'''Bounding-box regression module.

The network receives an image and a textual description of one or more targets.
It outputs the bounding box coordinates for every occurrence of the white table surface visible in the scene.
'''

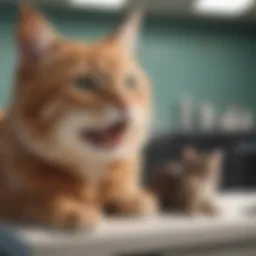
[0,191,255,256]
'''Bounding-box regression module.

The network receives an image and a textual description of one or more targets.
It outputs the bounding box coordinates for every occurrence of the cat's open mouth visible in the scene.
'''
[80,120,128,149]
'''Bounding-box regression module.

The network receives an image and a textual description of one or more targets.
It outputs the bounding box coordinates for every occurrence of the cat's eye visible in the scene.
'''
[75,76,96,91]
[125,74,137,90]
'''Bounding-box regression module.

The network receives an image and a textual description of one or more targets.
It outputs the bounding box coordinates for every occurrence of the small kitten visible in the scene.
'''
[151,147,223,216]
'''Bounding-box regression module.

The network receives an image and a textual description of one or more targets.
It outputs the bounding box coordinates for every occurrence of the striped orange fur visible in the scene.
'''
[0,3,156,229]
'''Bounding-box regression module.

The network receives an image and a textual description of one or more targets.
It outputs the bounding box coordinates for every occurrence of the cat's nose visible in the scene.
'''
[105,106,129,125]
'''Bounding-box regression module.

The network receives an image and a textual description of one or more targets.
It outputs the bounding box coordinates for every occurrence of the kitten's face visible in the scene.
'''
[12,5,150,163]
[181,148,204,176]
[182,148,223,180]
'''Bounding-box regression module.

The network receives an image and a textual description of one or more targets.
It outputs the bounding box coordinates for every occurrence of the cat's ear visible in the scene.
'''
[18,1,59,62]
[109,10,144,54]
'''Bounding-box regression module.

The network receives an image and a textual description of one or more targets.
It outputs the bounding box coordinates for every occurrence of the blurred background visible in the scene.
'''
[0,0,256,189]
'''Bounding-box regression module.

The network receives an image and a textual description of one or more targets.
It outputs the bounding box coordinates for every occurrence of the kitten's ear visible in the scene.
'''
[182,147,199,164]
[109,9,144,54]
[209,150,224,168]
[207,149,224,178]
[18,2,58,61]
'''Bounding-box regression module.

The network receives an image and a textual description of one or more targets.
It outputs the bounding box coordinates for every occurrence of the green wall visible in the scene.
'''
[0,7,255,133]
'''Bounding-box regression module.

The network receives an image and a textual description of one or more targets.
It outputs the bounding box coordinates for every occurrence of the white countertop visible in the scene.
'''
[0,191,255,256]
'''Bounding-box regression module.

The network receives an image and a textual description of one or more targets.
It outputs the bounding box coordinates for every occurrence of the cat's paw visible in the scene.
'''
[51,199,101,230]
[105,190,158,217]
[131,191,158,216]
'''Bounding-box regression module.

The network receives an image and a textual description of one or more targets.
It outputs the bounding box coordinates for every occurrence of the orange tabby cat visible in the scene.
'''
[0,3,156,229]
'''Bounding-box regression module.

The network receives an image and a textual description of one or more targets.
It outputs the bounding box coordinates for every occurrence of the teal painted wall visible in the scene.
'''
[0,7,255,133]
